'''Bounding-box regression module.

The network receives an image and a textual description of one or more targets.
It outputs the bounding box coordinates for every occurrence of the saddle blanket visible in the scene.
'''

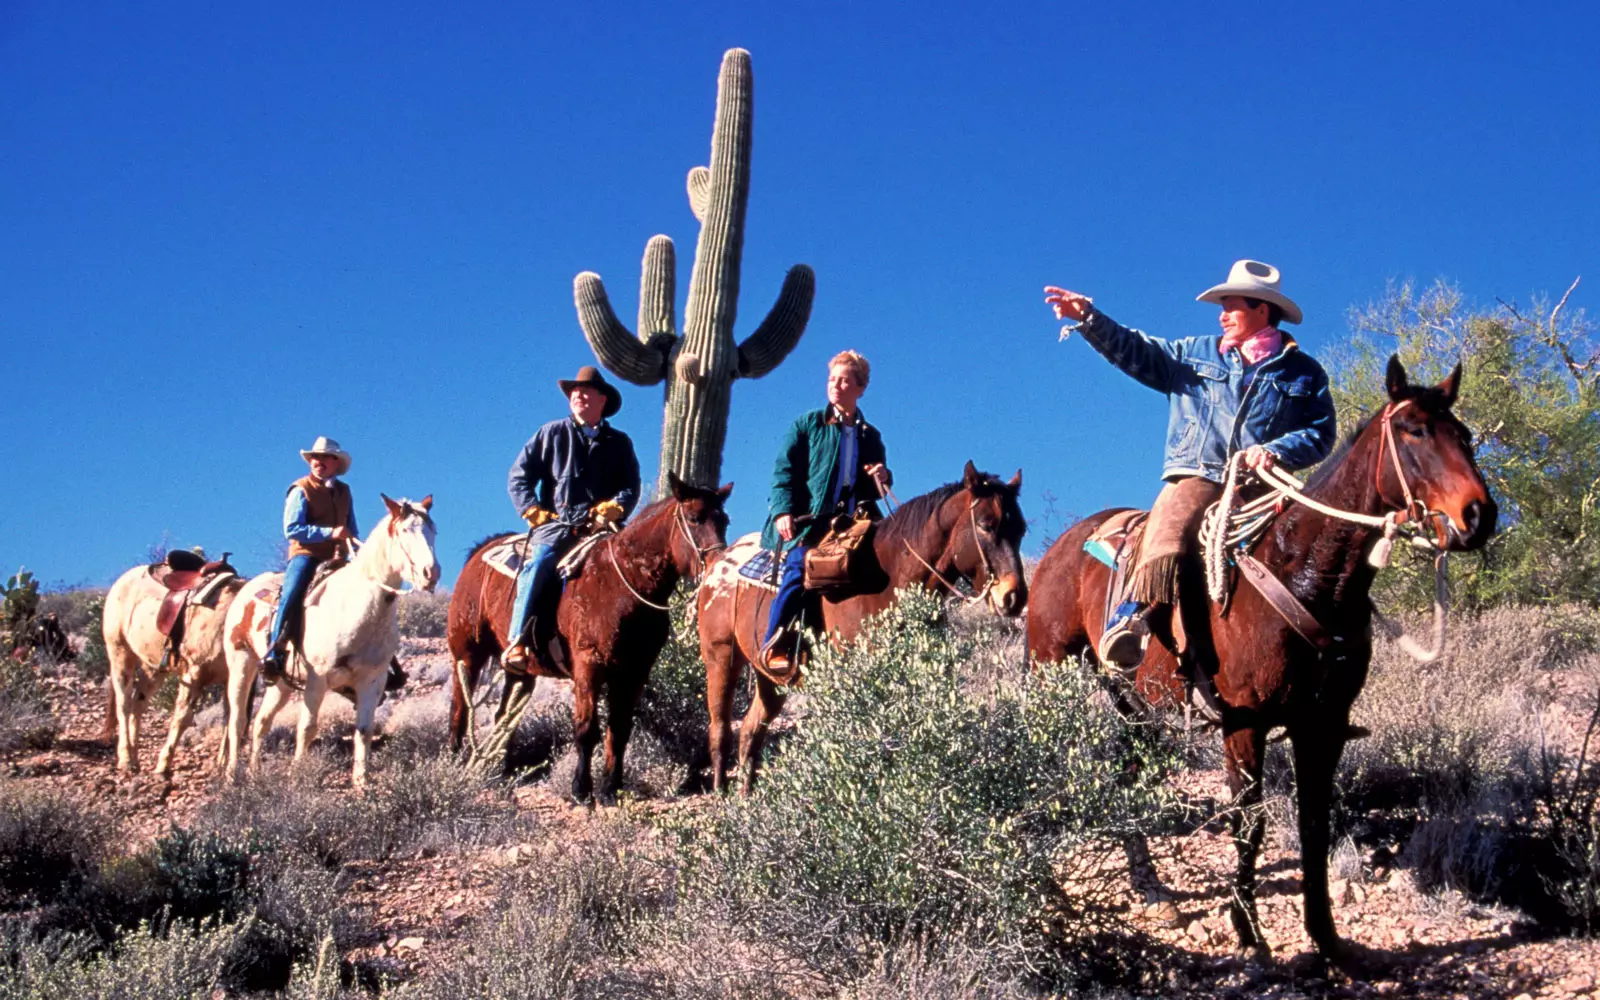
[480,533,601,582]
[707,533,779,592]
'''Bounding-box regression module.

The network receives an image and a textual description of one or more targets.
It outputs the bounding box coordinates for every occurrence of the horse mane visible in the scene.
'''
[872,481,967,548]
[465,532,518,559]
[1303,381,1463,492]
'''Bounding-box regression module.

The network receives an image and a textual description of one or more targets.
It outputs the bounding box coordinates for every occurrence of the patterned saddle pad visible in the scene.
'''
[481,534,530,580]
[701,533,781,593]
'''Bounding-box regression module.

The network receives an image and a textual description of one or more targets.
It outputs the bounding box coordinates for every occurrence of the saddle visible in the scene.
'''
[150,551,238,653]
[802,512,880,597]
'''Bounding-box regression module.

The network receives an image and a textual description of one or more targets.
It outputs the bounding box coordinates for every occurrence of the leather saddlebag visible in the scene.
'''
[804,514,876,596]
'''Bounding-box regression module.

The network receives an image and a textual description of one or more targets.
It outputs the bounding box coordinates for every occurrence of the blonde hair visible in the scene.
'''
[828,350,870,387]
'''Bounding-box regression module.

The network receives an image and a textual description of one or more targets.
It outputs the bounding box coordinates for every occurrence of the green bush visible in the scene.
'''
[0,920,248,1000]
[673,591,1180,979]
[631,585,724,779]
[73,594,110,680]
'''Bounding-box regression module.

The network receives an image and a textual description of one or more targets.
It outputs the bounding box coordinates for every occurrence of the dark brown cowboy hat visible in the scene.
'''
[558,365,622,418]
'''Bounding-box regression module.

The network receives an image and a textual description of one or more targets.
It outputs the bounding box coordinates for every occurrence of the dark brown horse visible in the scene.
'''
[448,475,731,804]
[697,461,1028,793]
[1028,358,1496,968]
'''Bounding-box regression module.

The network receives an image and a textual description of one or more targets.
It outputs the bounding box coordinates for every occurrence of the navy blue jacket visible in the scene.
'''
[507,417,641,547]
[1075,308,1338,482]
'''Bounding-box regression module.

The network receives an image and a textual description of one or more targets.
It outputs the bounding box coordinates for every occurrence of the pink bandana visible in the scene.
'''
[1220,328,1283,366]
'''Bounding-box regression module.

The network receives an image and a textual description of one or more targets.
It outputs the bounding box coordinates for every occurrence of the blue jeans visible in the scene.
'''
[763,545,810,647]
[268,555,322,653]
[510,543,559,645]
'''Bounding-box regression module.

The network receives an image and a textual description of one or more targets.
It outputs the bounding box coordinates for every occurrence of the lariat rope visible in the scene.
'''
[1198,403,1451,664]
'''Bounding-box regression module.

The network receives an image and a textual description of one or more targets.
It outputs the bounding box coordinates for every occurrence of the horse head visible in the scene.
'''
[666,472,733,584]
[379,493,442,591]
[950,460,1029,617]
[1373,356,1497,551]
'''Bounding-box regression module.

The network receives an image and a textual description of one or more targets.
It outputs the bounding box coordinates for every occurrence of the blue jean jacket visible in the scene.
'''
[1074,309,1337,482]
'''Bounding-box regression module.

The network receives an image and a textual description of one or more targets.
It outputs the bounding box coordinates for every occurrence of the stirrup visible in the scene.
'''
[502,644,531,674]
[1100,601,1149,668]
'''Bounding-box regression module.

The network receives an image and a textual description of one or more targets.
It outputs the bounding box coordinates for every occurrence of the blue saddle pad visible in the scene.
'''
[738,546,780,584]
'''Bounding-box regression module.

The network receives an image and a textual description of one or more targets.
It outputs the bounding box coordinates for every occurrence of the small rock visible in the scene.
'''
[1557,973,1594,993]
[1186,919,1209,943]
[395,936,425,952]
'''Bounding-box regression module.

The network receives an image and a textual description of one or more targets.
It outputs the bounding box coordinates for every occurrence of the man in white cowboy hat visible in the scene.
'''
[1044,260,1337,668]
[504,366,641,673]
[260,436,358,683]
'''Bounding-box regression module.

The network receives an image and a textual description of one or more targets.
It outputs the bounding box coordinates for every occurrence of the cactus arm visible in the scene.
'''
[736,265,815,379]
[637,235,677,346]
[686,166,711,222]
[574,271,669,386]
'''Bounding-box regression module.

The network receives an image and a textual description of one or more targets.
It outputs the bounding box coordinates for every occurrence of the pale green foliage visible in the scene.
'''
[1328,278,1600,606]
[676,591,1179,973]
[0,920,247,1000]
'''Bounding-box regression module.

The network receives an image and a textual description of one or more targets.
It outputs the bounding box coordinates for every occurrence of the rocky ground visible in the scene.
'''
[7,635,1599,999]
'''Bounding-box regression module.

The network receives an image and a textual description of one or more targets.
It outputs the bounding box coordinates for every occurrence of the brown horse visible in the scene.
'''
[1028,357,1496,967]
[448,475,731,804]
[697,460,1028,793]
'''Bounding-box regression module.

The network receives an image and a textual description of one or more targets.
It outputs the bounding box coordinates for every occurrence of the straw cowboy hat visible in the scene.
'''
[1196,259,1303,325]
[299,436,352,476]
[558,365,622,418]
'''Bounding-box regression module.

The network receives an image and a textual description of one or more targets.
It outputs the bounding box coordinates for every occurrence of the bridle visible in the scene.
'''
[895,488,1007,611]
[607,501,725,611]
[347,509,434,595]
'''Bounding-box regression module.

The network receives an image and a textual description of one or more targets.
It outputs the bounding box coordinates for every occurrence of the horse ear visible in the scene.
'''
[418,494,434,512]
[1007,469,1022,492]
[1385,355,1409,401]
[666,471,685,499]
[381,493,403,519]
[962,460,980,489]
[1437,364,1462,407]
[716,482,734,501]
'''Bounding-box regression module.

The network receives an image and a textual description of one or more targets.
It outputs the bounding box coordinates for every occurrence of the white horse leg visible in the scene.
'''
[250,682,290,776]
[224,657,256,783]
[294,674,328,770]
[154,673,200,778]
[108,649,140,774]
[351,674,385,788]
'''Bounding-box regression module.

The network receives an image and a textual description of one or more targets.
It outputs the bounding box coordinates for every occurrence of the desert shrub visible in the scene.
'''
[198,755,523,867]
[1531,684,1600,934]
[0,919,249,1000]
[0,783,109,908]
[392,818,657,999]
[674,591,1180,980]
[0,656,57,754]
[397,590,450,638]
[74,595,110,680]
[37,587,107,638]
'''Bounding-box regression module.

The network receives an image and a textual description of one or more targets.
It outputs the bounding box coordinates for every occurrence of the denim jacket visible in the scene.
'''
[1074,308,1337,483]
[507,417,641,548]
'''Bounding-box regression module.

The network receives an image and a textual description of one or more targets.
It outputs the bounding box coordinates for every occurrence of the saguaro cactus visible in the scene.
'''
[575,47,814,492]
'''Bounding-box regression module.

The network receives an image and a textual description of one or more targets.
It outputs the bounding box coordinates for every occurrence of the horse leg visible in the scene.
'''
[1223,722,1271,961]
[736,673,788,795]
[447,651,485,754]
[351,674,385,789]
[293,674,328,771]
[598,671,645,807]
[703,631,740,795]
[570,658,600,804]
[249,681,289,776]
[107,643,142,774]
[225,658,255,782]
[1292,724,1354,964]
[153,672,201,779]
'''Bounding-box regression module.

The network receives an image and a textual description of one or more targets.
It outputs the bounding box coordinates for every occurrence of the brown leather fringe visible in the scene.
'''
[1128,555,1182,605]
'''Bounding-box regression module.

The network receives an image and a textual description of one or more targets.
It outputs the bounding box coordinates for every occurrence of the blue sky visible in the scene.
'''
[4,2,1597,588]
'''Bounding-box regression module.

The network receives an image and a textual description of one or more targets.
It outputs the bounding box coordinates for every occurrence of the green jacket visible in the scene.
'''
[761,405,890,550]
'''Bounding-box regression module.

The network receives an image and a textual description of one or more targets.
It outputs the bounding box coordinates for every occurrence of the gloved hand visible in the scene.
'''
[590,499,626,525]
[521,505,556,527]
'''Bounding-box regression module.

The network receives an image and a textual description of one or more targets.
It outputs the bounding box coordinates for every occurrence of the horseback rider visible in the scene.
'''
[1045,260,1337,668]
[759,350,893,675]
[504,365,641,673]
[261,437,358,684]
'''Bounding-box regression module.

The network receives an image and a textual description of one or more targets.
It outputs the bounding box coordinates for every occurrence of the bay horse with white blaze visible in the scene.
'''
[447,475,731,805]
[224,494,440,787]
[697,460,1028,793]
[1028,358,1496,968]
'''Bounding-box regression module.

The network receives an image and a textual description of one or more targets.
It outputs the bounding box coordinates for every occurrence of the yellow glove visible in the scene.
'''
[521,505,556,527]
[591,499,626,525]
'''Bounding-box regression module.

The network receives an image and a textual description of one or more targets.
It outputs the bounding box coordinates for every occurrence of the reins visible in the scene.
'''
[606,503,721,612]
[1199,400,1452,663]
[884,484,1001,609]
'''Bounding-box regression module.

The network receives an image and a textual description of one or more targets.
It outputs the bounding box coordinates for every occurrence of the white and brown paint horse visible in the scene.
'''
[103,563,245,777]
[223,494,439,787]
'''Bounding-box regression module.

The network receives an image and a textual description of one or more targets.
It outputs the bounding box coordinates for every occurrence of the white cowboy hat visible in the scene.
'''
[299,436,352,476]
[1196,259,1303,325]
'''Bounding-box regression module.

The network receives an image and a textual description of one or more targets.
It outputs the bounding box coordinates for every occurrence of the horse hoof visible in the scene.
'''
[596,789,618,808]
